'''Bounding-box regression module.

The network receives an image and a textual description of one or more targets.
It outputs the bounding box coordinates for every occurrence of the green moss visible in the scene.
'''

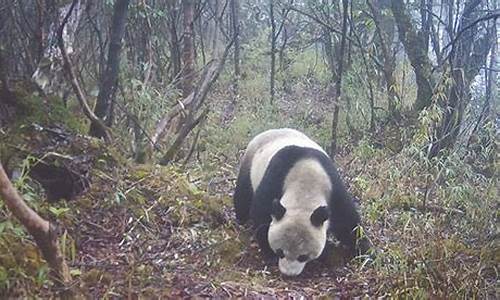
[13,90,87,133]
[216,238,245,266]
[82,268,113,287]
[129,166,151,181]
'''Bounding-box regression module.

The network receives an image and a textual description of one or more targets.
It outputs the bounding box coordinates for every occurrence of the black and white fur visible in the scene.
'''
[233,128,364,276]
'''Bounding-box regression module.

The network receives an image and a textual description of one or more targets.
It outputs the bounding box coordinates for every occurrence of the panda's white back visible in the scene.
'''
[247,128,327,192]
[281,158,332,211]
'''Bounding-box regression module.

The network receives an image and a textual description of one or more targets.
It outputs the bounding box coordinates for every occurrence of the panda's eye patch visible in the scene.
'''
[275,249,285,258]
[297,255,309,262]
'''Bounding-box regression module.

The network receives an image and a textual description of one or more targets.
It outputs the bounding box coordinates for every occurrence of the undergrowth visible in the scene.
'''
[0,50,497,298]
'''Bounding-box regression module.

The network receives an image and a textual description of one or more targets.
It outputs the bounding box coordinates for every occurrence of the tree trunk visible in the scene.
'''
[140,0,153,85]
[330,0,349,156]
[420,0,432,54]
[468,8,497,142]
[367,0,399,116]
[350,18,376,132]
[428,68,466,157]
[269,0,277,104]
[89,0,130,138]
[391,0,434,112]
[323,30,337,80]
[486,25,498,123]
[279,23,291,93]
[231,0,241,98]
[0,50,10,95]
[167,1,182,82]
[181,0,195,98]
[428,0,494,157]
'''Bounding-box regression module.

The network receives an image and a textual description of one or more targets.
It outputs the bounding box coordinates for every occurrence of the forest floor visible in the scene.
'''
[0,87,497,298]
[1,139,374,297]
[51,158,377,298]
[4,138,497,298]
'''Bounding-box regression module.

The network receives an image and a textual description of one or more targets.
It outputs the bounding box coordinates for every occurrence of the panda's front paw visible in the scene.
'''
[256,243,277,264]
[356,236,373,256]
[262,251,278,265]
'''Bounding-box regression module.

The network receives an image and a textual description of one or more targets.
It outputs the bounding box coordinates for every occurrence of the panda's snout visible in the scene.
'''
[278,258,306,276]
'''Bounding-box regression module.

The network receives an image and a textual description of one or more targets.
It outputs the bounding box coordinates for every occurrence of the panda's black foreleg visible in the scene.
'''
[332,220,372,257]
[330,195,370,256]
[255,224,277,263]
[233,159,253,224]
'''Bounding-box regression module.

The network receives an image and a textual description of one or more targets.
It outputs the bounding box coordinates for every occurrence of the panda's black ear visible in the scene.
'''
[310,206,329,227]
[271,199,286,220]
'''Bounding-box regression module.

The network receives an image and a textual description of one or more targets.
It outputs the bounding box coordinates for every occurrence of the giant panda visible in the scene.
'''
[233,128,366,276]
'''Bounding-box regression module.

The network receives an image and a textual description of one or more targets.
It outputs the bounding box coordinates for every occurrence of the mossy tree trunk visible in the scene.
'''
[390,0,435,112]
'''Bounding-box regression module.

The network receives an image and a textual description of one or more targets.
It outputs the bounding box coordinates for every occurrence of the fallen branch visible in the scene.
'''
[151,92,195,146]
[0,163,73,295]
[160,107,209,165]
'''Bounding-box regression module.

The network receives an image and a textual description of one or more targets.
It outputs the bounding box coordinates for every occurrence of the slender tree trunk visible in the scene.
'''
[160,40,235,164]
[197,6,207,65]
[368,0,399,116]
[269,0,276,104]
[140,0,153,86]
[211,0,223,57]
[420,0,432,54]
[181,0,195,98]
[231,0,241,98]
[350,18,376,131]
[89,0,130,138]
[35,0,46,61]
[167,1,181,82]
[469,23,497,140]
[279,23,291,93]
[323,30,337,80]
[58,0,111,142]
[330,0,349,156]
[221,0,241,125]
[487,27,498,122]
[0,50,10,96]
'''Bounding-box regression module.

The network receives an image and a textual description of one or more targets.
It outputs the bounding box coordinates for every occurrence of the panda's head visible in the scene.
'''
[268,199,330,276]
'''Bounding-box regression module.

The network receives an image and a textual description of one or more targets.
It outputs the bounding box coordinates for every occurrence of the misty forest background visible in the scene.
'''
[0,0,498,298]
